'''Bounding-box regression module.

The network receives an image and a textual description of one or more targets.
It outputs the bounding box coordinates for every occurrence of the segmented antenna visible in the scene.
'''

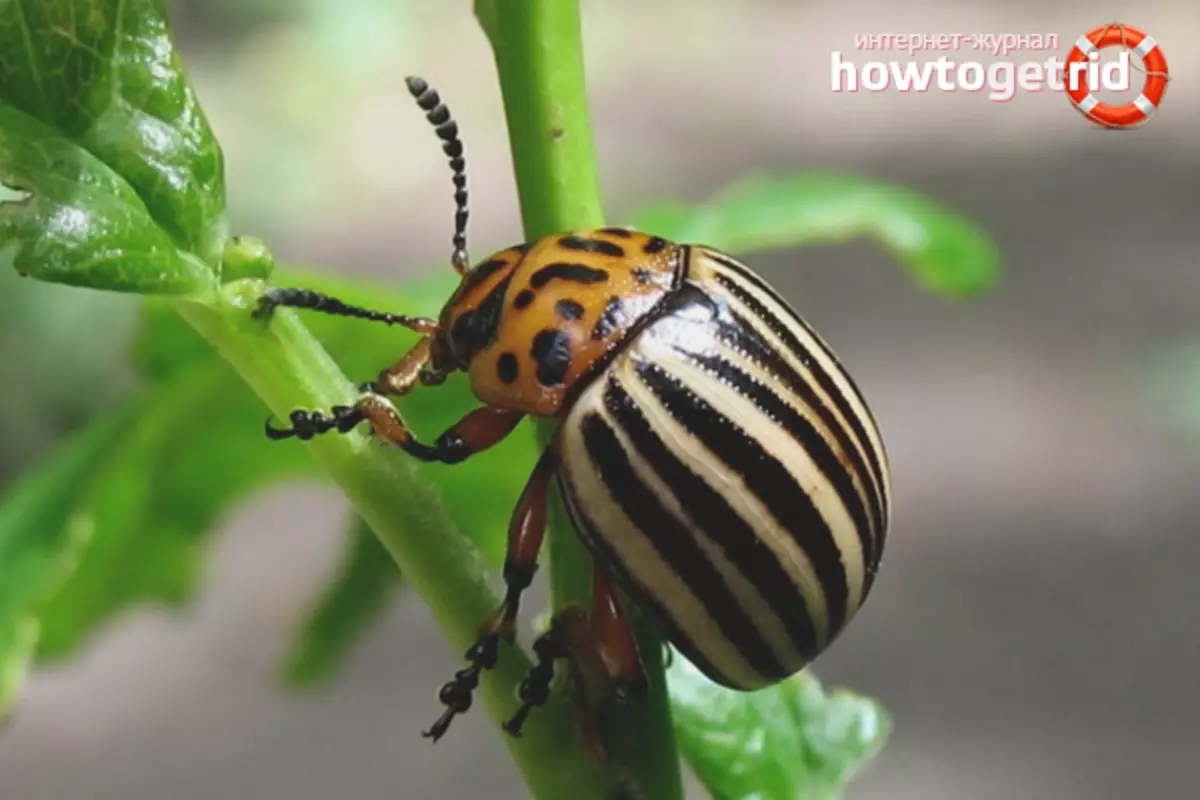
[405,76,470,275]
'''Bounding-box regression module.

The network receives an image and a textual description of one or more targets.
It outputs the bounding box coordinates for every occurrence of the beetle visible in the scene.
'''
[254,76,891,746]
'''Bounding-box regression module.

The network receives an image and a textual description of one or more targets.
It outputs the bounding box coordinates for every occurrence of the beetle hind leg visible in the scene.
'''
[503,566,647,763]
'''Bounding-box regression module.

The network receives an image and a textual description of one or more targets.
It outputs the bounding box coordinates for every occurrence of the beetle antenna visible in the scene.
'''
[406,76,470,275]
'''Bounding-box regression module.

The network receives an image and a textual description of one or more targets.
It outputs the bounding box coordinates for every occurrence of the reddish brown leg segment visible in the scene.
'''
[588,568,648,699]
[358,397,523,464]
[374,336,434,396]
[502,566,648,758]
[268,384,524,466]
[422,448,557,742]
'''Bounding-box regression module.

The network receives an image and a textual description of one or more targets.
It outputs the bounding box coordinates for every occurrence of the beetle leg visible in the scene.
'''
[372,336,435,397]
[359,398,524,464]
[266,387,524,465]
[586,568,649,700]
[502,566,647,753]
[423,449,555,741]
[253,287,439,335]
[500,621,569,740]
[368,337,453,395]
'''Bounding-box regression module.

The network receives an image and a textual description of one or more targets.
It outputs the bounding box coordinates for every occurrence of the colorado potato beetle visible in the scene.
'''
[255,77,891,745]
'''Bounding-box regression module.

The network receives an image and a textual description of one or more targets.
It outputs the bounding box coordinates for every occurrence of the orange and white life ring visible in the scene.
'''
[1064,24,1169,129]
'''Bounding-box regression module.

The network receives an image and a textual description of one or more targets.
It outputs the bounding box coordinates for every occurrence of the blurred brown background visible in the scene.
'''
[2,0,1198,798]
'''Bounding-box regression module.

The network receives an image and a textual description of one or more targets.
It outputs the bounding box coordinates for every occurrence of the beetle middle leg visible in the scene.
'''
[265,331,522,464]
[422,448,556,742]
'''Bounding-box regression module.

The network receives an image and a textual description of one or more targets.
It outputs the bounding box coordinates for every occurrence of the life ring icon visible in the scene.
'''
[1064,23,1170,129]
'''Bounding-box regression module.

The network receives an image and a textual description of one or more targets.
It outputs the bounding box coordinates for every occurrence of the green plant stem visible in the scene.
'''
[480,2,685,798]
[174,285,610,800]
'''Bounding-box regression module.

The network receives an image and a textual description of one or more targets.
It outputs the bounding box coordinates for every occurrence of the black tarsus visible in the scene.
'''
[423,559,537,742]
[502,626,568,738]
[264,405,365,441]
[405,76,470,274]
[422,636,501,742]
[253,288,425,328]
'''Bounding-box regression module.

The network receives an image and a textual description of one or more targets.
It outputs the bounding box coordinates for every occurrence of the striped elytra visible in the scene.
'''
[554,246,890,689]
[259,76,890,746]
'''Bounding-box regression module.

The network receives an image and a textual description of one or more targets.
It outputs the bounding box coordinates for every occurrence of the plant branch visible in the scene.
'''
[173,283,609,800]
[479,2,685,798]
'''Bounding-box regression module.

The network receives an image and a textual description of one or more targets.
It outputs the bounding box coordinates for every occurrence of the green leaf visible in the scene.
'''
[631,174,999,297]
[35,362,320,658]
[668,655,890,800]
[0,0,227,264]
[286,515,403,687]
[0,410,137,715]
[0,104,211,293]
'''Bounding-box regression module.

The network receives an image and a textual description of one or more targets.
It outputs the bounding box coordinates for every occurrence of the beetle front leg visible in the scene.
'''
[371,336,451,395]
[254,287,440,335]
[423,448,556,742]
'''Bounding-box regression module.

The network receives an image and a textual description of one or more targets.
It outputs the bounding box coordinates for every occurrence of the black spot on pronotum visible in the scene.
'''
[632,267,652,284]
[558,235,625,258]
[448,276,512,365]
[531,329,572,386]
[591,296,624,340]
[530,262,608,289]
[514,289,536,309]
[598,227,634,238]
[643,236,668,254]
[555,299,585,320]
[497,352,519,384]
[458,258,507,295]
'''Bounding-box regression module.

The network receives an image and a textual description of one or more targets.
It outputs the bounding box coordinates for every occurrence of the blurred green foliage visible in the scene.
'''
[0,0,1003,797]
[633,174,998,298]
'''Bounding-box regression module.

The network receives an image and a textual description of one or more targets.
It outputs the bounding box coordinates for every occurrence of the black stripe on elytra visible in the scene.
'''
[682,348,874,595]
[553,471,732,688]
[598,227,634,238]
[706,253,889,526]
[579,411,787,683]
[530,329,572,386]
[716,305,883,573]
[710,268,888,532]
[559,235,626,258]
[530,262,609,289]
[604,375,821,662]
[448,275,512,367]
[634,356,850,638]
